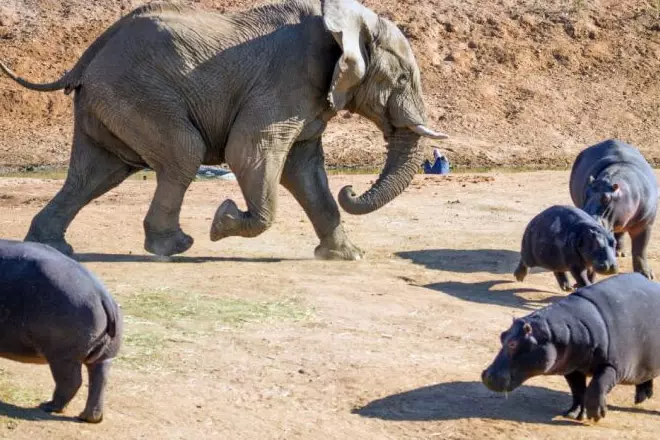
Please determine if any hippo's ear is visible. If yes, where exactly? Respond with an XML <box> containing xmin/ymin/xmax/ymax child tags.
<box><xmin>522</xmin><ymin>322</ymin><xmax>533</xmax><ymax>336</ymax></box>
<box><xmin>612</xmin><ymin>183</ymin><xmax>620</xmax><ymax>192</ymax></box>
<box><xmin>588</xmin><ymin>175</ymin><xmax>595</xmax><ymax>185</ymax></box>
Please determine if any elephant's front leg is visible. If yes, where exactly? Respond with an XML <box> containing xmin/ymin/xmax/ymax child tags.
<box><xmin>210</xmin><ymin>119</ymin><xmax>298</xmax><ymax>241</ymax></box>
<box><xmin>280</xmin><ymin>138</ymin><xmax>363</xmax><ymax>261</ymax></box>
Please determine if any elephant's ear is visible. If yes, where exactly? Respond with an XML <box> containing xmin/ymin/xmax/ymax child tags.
<box><xmin>322</xmin><ymin>0</ymin><xmax>378</xmax><ymax>111</ymax></box>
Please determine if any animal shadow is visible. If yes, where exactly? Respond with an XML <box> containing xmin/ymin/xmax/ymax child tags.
<box><xmin>75</xmin><ymin>253</ymin><xmax>299</xmax><ymax>264</ymax></box>
<box><xmin>396</xmin><ymin>249</ymin><xmax>520</xmax><ymax>275</ymax></box>
<box><xmin>352</xmin><ymin>381</ymin><xmax>578</xmax><ymax>425</ymax></box>
<box><xmin>0</xmin><ymin>401</ymin><xmax>80</xmax><ymax>423</ymax></box>
<box><xmin>423</xmin><ymin>280</ymin><xmax>564</xmax><ymax>310</ymax></box>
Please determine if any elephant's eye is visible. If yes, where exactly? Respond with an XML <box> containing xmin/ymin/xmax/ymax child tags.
<box><xmin>397</xmin><ymin>73</ymin><xmax>408</xmax><ymax>85</ymax></box>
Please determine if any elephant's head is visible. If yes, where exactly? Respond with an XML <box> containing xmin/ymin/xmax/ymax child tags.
<box><xmin>323</xmin><ymin>0</ymin><xmax>448</xmax><ymax>215</ymax></box>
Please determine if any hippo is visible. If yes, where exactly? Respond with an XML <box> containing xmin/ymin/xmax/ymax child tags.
<box><xmin>0</xmin><ymin>239</ymin><xmax>122</xmax><ymax>423</ymax></box>
<box><xmin>482</xmin><ymin>273</ymin><xmax>660</xmax><ymax>422</ymax></box>
<box><xmin>569</xmin><ymin>139</ymin><xmax>658</xmax><ymax>279</ymax></box>
<box><xmin>514</xmin><ymin>205</ymin><xmax>618</xmax><ymax>291</ymax></box>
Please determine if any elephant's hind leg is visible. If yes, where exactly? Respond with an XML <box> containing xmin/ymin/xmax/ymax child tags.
<box><xmin>25</xmin><ymin>128</ymin><xmax>138</xmax><ymax>255</ymax></box>
<box><xmin>281</xmin><ymin>138</ymin><xmax>363</xmax><ymax>260</ymax></box>
<box><xmin>142</xmin><ymin>129</ymin><xmax>205</xmax><ymax>257</ymax></box>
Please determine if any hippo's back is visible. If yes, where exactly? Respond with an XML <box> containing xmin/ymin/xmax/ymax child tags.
<box><xmin>520</xmin><ymin>205</ymin><xmax>595</xmax><ymax>267</ymax></box>
<box><xmin>0</xmin><ymin>240</ymin><xmax>108</xmax><ymax>333</ymax></box>
<box><xmin>574</xmin><ymin>273</ymin><xmax>660</xmax><ymax>382</ymax></box>
<box><xmin>570</xmin><ymin>139</ymin><xmax>655</xmax><ymax>207</ymax></box>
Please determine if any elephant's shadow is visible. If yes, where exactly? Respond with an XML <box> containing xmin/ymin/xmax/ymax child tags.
<box><xmin>74</xmin><ymin>253</ymin><xmax>302</xmax><ymax>264</ymax></box>
<box><xmin>0</xmin><ymin>401</ymin><xmax>80</xmax><ymax>423</ymax></box>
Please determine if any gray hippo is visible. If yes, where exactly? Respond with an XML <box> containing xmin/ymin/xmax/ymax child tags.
<box><xmin>569</xmin><ymin>139</ymin><xmax>658</xmax><ymax>279</ymax></box>
<box><xmin>482</xmin><ymin>273</ymin><xmax>660</xmax><ymax>422</ymax></box>
<box><xmin>0</xmin><ymin>240</ymin><xmax>122</xmax><ymax>423</ymax></box>
<box><xmin>514</xmin><ymin>205</ymin><xmax>618</xmax><ymax>291</ymax></box>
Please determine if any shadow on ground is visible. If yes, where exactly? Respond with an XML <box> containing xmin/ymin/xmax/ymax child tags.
<box><xmin>353</xmin><ymin>381</ymin><xmax>578</xmax><ymax>425</ymax></box>
<box><xmin>424</xmin><ymin>280</ymin><xmax>564</xmax><ymax>310</ymax></box>
<box><xmin>0</xmin><ymin>401</ymin><xmax>79</xmax><ymax>423</ymax></box>
<box><xmin>75</xmin><ymin>253</ymin><xmax>303</xmax><ymax>264</ymax></box>
<box><xmin>396</xmin><ymin>249</ymin><xmax>520</xmax><ymax>274</ymax></box>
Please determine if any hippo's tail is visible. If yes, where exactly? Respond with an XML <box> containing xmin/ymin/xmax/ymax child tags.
<box><xmin>100</xmin><ymin>290</ymin><xmax>119</xmax><ymax>338</ymax></box>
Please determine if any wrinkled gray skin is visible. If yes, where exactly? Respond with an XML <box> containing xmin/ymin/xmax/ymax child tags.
<box><xmin>482</xmin><ymin>273</ymin><xmax>660</xmax><ymax>422</ymax></box>
<box><xmin>0</xmin><ymin>239</ymin><xmax>122</xmax><ymax>423</ymax></box>
<box><xmin>514</xmin><ymin>205</ymin><xmax>618</xmax><ymax>291</ymax></box>
<box><xmin>570</xmin><ymin>139</ymin><xmax>658</xmax><ymax>279</ymax></box>
<box><xmin>0</xmin><ymin>0</ymin><xmax>447</xmax><ymax>260</ymax></box>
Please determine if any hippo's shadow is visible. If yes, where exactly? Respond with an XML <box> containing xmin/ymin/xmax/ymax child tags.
<box><xmin>423</xmin><ymin>280</ymin><xmax>564</xmax><ymax>310</ymax></box>
<box><xmin>396</xmin><ymin>249</ymin><xmax>520</xmax><ymax>274</ymax></box>
<box><xmin>353</xmin><ymin>381</ymin><xmax>579</xmax><ymax>425</ymax></box>
<box><xmin>0</xmin><ymin>401</ymin><xmax>80</xmax><ymax>423</ymax></box>
<box><xmin>74</xmin><ymin>253</ymin><xmax>303</xmax><ymax>264</ymax></box>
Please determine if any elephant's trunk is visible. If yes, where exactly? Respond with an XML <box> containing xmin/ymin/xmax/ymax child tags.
<box><xmin>338</xmin><ymin>129</ymin><xmax>424</xmax><ymax>215</ymax></box>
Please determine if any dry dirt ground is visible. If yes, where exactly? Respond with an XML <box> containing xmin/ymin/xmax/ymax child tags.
<box><xmin>0</xmin><ymin>171</ymin><xmax>659</xmax><ymax>439</ymax></box>
<box><xmin>1</xmin><ymin>0</ymin><xmax>659</xmax><ymax>169</ymax></box>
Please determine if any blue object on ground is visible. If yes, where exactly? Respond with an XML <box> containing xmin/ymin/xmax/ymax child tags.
<box><xmin>196</xmin><ymin>165</ymin><xmax>236</xmax><ymax>180</ymax></box>
<box><xmin>422</xmin><ymin>149</ymin><xmax>450</xmax><ymax>175</ymax></box>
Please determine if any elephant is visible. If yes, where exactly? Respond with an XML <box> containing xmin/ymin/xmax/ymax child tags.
<box><xmin>0</xmin><ymin>0</ymin><xmax>447</xmax><ymax>260</ymax></box>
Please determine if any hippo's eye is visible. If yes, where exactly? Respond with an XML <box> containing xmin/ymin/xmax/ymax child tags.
<box><xmin>507</xmin><ymin>340</ymin><xmax>518</xmax><ymax>351</ymax></box>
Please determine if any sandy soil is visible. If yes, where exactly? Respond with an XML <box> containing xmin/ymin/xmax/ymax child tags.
<box><xmin>0</xmin><ymin>171</ymin><xmax>658</xmax><ymax>439</ymax></box>
<box><xmin>1</xmin><ymin>0</ymin><xmax>659</xmax><ymax>170</ymax></box>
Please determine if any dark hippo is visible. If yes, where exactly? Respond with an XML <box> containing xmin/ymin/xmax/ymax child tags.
<box><xmin>0</xmin><ymin>240</ymin><xmax>122</xmax><ymax>423</ymax></box>
<box><xmin>482</xmin><ymin>273</ymin><xmax>660</xmax><ymax>422</ymax></box>
<box><xmin>514</xmin><ymin>205</ymin><xmax>618</xmax><ymax>291</ymax></box>
<box><xmin>570</xmin><ymin>139</ymin><xmax>658</xmax><ymax>279</ymax></box>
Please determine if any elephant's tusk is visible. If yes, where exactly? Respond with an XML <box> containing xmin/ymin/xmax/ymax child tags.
<box><xmin>408</xmin><ymin>125</ymin><xmax>449</xmax><ymax>140</ymax></box>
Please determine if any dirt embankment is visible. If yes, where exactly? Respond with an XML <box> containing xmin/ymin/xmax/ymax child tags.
<box><xmin>1</xmin><ymin>0</ymin><xmax>659</xmax><ymax>170</ymax></box>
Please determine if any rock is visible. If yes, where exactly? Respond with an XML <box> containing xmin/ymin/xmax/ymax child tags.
<box><xmin>0</xmin><ymin>7</ymin><xmax>17</xmax><ymax>27</ymax></box>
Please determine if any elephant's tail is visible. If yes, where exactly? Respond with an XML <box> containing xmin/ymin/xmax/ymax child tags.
<box><xmin>0</xmin><ymin>3</ymin><xmax>179</xmax><ymax>95</ymax></box>
<box><xmin>0</xmin><ymin>61</ymin><xmax>79</xmax><ymax>94</ymax></box>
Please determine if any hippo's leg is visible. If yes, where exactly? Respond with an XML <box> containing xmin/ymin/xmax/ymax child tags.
<box><xmin>635</xmin><ymin>380</ymin><xmax>653</xmax><ymax>404</ymax></box>
<box><xmin>615</xmin><ymin>232</ymin><xmax>627</xmax><ymax>257</ymax></box>
<box><xmin>78</xmin><ymin>360</ymin><xmax>111</xmax><ymax>423</ymax></box>
<box><xmin>563</xmin><ymin>371</ymin><xmax>586</xmax><ymax>420</ymax></box>
<box><xmin>554</xmin><ymin>272</ymin><xmax>572</xmax><ymax>292</ymax></box>
<box><xmin>39</xmin><ymin>360</ymin><xmax>83</xmax><ymax>413</ymax></box>
<box><xmin>569</xmin><ymin>266</ymin><xmax>591</xmax><ymax>288</ymax></box>
<box><xmin>585</xmin><ymin>365</ymin><xmax>617</xmax><ymax>422</ymax></box>
<box><xmin>631</xmin><ymin>226</ymin><xmax>654</xmax><ymax>280</ymax></box>
<box><xmin>513</xmin><ymin>260</ymin><xmax>528</xmax><ymax>282</ymax></box>
<box><xmin>587</xmin><ymin>268</ymin><xmax>596</xmax><ymax>284</ymax></box>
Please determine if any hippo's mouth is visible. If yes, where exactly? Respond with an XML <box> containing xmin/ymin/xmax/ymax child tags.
<box><xmin>481</xmin><ymin>370</ymin><xmax>522</xmax><ymax>393</ymax></box>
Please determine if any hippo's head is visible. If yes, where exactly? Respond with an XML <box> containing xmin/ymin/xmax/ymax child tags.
<box><xmin>577</xmin><ymin>226</ymin><xmax>618</xmax><ymax>275</ymax></box>
<box><xmin>481</xmin><ymin>319</ymin><xmax>556</xmax><ymax>393</ymax></box>
<box><xmin>583</xmin><ymin>176</ymin><xmax>622</xmax><ymax>230</ymax></box>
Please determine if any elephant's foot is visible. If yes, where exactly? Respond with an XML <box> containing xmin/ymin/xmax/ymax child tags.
<box><xmin>315</xmin><ymin>238</ymin><xmax>364</xmax><ymax>261</ymax></box>
<box><xmin>144</xmin><ymin>228</ymin><xmax>193</xmax><ymax>256</ymax></box>
<box><xmin>77</xmin><ymin>409</ymin><xmax>103</xmax><ymax>424</ymax></box>
<box><xmin>38</xmin><ymin>400</ymin><xmax>66</xmax><ymax>414</ymax></box>
<box><xmin>24</xmin><ymin>234</ymin><xmax>74</xmax><ymax>256</ymax></box>
<box><xmin>210</xmin><ymin>199</ymin><xmax>270</xmax><ymax>241</ymax></box>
